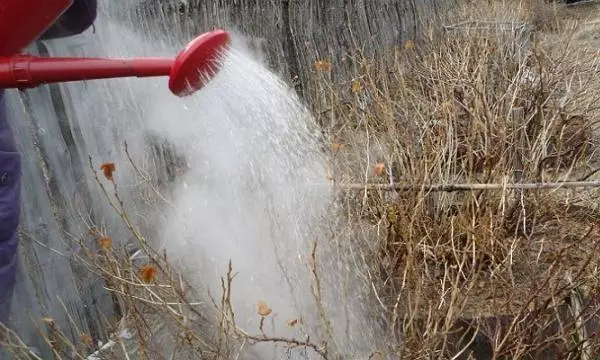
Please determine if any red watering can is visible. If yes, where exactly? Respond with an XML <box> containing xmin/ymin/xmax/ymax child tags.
<box><xmin>0</xmin><ymin>0</ymin><xmax>230</xmax><ymax>97</ymax></box>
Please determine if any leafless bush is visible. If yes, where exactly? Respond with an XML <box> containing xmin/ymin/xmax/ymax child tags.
<box><xmin>313</xmin><ymin>0</ymin><xmax>600</xmax><ymax>358</ymax></box>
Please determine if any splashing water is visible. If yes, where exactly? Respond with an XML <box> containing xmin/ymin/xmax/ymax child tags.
<box><xmin>144</xmin><ymin>38</ymin><xmax>383</xmax><ymax>359</ymax></box>
<box><xmin>8</xmin><ymin>6</ymin><xmax>386</xmax><ymax>359</ymax></box>
<box><xmin>153</xmin><ymin>45</ymin><xmax>335</xmax><ymax>357</ymax></box>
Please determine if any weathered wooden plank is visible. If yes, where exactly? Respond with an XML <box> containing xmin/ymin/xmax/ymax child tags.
<box><xmin>113</xmin><ymin>0</ymin><xmax>453</xmax><ymax>100</ymax></box>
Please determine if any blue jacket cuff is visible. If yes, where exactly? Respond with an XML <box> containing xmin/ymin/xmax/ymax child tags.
<box><xmin>40</xmin><ymin>0</ymin><xmax>97</xmax><ymax>40</ymax></box>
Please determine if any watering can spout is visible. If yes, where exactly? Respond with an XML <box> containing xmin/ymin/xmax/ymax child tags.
<box><xmin>0</xmin><ymin>30</ymin><xmax>231</xmax><ymax>97</ymax></box>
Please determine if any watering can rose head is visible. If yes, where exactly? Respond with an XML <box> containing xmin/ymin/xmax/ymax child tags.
<box><xmin>169</xmin><ymin>30</ymin><xmax>231</xmax><ymax>96</ymax></box>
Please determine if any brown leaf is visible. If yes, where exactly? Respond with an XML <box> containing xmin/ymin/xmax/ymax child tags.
<box><xmin>314</xmin><ymin>60</ymin><xmax>332</xmax><ymax>72</ymax></box>
<box><xmin>351</xmin><ymin>80</ymin><xmax>362</xmax><ymax>93</ymax></box>
<box><xmin>139</xmin><ymin>264</ymin><xmax>157</xmax><ymax>283</ymax></box>
<box><xmin>100</xmin><ymin>162</ymin><xmax>116</xmax><ymax>180</ymax></box>
<box><xmin>80</xmin><ymin>333</ymin><xmax>93</xmax><ymax>347</ymax></box>
<box><xmin>374</xmin><ymin>162</ymin><xmax>386</xmax><ymax>176</ymax></box>
<box><xmin>257</xmin><ymin>300</ymin><xmax>272</xmax><ymax>317</ymax></box>
<box><xmin>98</xmin><ymin>236</ymin><xmax>112</xmax><ymax>251</ymax></box>
<box><xmin>287</xmin><ymin>318</ymin><xmax>298</xmax><ymax>327</ymax></box>
<box><xmin>329</xmin><ymin>141</ymin><xmax>344</xmax><ymax>153</ymax></box>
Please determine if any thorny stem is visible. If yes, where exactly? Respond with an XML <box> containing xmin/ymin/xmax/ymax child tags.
<box><xmin>310</xmin><ymin>241</ymin><xmax>333</xmax><ymax>357</ymax></box>
<box><xmin>243</xmin><ymin>334</ymin><xmax>329</xmax><ymax>360</ymax></box>
<box><xmin>123</xmin><ymin>141</ymin><xmax>177</xmax><ymax>210</ymax></box>
<box><xmin>494</xmin><ymin>233</ymin><xmax>599</xmax><ymax>356</ymax></box>
<box><xmin>88</xmin><ymin>155</ymin><xmax>147</xmax><ymax>248</ymax></box>
<box><xmin>214</xmin><ymin>259</ymin><xmax>331</xmax><ymax>359</ymax></box>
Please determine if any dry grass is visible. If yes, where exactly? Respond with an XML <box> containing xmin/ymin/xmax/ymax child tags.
<box><xmin>5</xmin><ymin>0</ymin><xmax>600</xmax><ymax>359</ymax></box>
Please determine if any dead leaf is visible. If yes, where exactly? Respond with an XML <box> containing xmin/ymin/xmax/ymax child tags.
<box><xmin>403</xmin><ymin>40</ymin><xmax>415</xmax><ymax>50</ymax></box>
<box><xmin>351</xmin><ymin>80</ymin><xmax>362</xmax><ymax>93</ymax></box>
<box><xmin>287</xmin><ymin>318</ymin><xmax>298</xmax><ymax>327</ymax></box>
<box><xmin>80</xmin><ymin>333</ymin><xmax>93</xmax><ymax>347</ymax></box>
<box><xmin>257</xmin><ymin>300</ymin><xmax>272</xmax><ymax>317</ymax></box>
<box><xmin>139</xmin><ymin>264</ymin><xmax>157</xmax><ymax>283</ymax></box>
<box><xmin>98</xmin><ymin>236</ymin><xmax>112</xmax><ymax>251</ymax></box>
<box><xmin>314</xmin><ymin>60</ymin><xmax>332</xmax><ymax>72</ymax></box>
<box><xmin>374</xmin><ymin>162</ymin><xmax>386</xmax><ymax>176</ymax></box>
<box><xmin>329</xmin><ymin>141</ymin><xmax>344</xmax><ymax>153</ymax></box>
<box><xmin>100</xmin><ymin>162</ymin><xmax>116</xmax><ymax>181</ymax></box>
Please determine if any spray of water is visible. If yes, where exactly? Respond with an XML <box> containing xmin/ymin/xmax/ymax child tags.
<box><xmin>38</xmin><ymin>8</ymin><xmax>386</xmax><ymax>358</ymax></box>
<box><xmin>152</xmin><ymin>44</ymin><xmax>330</xmax><ymax>352</ymax></box>
<box><xmin>146</xmin><ymin>39</ymin><xmax>383</xmax><ymax>358</ymax></box>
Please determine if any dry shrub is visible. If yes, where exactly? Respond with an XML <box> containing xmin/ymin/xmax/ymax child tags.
<box><xmin>315</xmin><ymin>0</ymin><xmax>600</xmax><ymax>358</ymax></box>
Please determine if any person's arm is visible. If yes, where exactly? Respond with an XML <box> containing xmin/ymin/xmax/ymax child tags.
<box><xmin>0</xmin><ymin>0</ymin><xmax>98</xmax><ymax>325</ymax></box>
<box><xmin>0</xmin><ymin>90</ymin><xmax>20</xmax><ymax>324</ymax></box>
<box><xmin>40</xmin><ymin>0</ymin><xmax>97</xmax><ymax>40</ymax></box>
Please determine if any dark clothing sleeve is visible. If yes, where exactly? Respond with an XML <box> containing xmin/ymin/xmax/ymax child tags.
<box><xmin>0</xmin><ymin>91</ymin><xmax>20</xmax><ymax>324</ymax></box>
<box><xmin>40</xmin><ymin>0</ymin><xmax>97</xmax><ymax>40</ymax></box>
<box><xmin>0</xmin><ymin>0</ymin><xmax>97</xmax><ymax>325</ymax></box>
